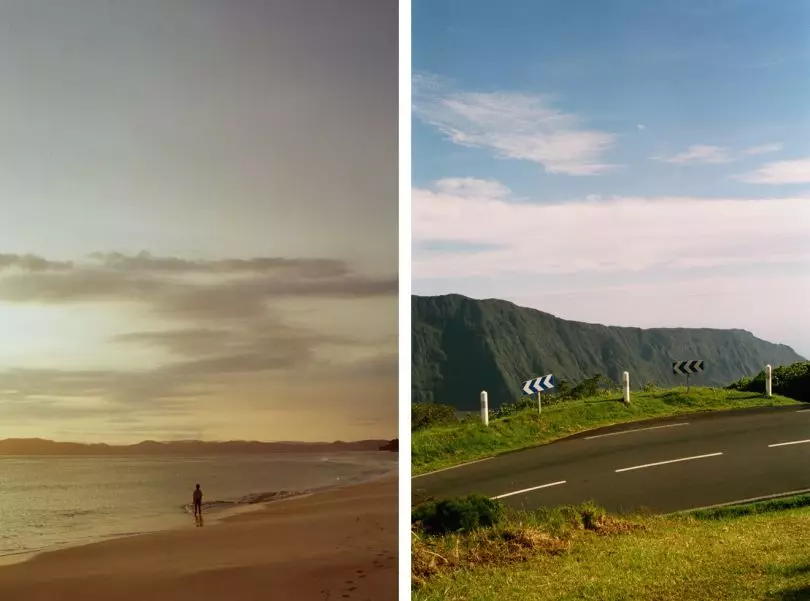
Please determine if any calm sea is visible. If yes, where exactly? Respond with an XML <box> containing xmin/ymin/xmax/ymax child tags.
<box><xmin>0</xmin><ymin>452</ymin><xmax>396</xmax><ymax>560</ymax></box>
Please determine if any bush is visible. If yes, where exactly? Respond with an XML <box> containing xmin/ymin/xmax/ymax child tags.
<box><xmin>642</xmin><ymin>381</ymin><xmax>659</xmax><ymax>393</ymax></box>
<box><xmin>412</xmin><ymin>402</ymin><xmax>458</xmax><ymax>431</ymax></box>
<box><xmin>495</xmin><ymin>396</ymin><xmax>538</xmax><ymax>418</ymax></box>
<box><xmin>569</xmin><ymin>373</ymin><xmax>617</xmax><ymax>400</ymax></box>
<box><xmin>726</xmin><ymin>376</ymin><xmax>752</xmax><ymax>391</ymax></box>
<box><xmin>412</xmin><ymin>494</ymin><xmax>505</xmax><ymax>535</ymax></box>
<box><xmin>726</xmin><ymin>361</ymin><xmax>810</xmax><ymax>401</ymax></box>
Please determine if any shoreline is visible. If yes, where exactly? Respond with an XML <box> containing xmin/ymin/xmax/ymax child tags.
<box><xmin>0</xmin><ymin>471</ymin><xmax>398</xmax><ymax>600</ymax></box>
<box><xmin>0</xmin><ymin>462</ymin><xmax>399</xmax><ymax>568</ymax></box>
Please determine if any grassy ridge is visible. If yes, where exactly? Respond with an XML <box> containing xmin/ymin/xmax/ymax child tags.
<box><xmin>412</xmin><ymin>293</ymin><xmax>804</xmax><ymax>410</ymax></box>
<box><xmin>412</xmin><ymin>387</ymin><xmax>802</xmax><ymax>475</ymax></box>
<box><xmin>413</xmin><ymin>495</ymin><xmax>810</xmax><ymax>601</ymax></box>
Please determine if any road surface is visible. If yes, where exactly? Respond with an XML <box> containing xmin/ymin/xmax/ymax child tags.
<box><xmin>412</xmin><ymin>405</ymin><xmax>810</xmax><ymax>513</ymax></box>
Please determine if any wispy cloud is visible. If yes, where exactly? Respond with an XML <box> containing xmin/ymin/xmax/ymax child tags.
<box><xmin>0</xmin><ymin>252</ymin><xmax>397</xmax><ymax>319</ymax></box>
<box><xmin>433</xmin><ymin>177</ymin><xmax>512</xmax><ymax>199</ymax></box>
<box><xmin>654</xmin><ymin>145</ymin><xmax>732</xmax><ymax>164</ymax></box>
<box><xmin>412</xmin><ymin>73</ymin><xmax>619</xmax><ymax>176</ymax></box>
<box><xmin>734</xmin><ymin>156</ymin><xmax>810</xmax><ymax>184</ymax></box>
<box><xmin>0</xmin><ymin>252</ymin><xmax>397</xmax><ymax>419</ymax></box>
<box><xmin>412</xmin><ymin>178</ymin><xmax>810</xmax><ymax>278</ymax></box>
<box><xmin>0</xmin><ymin>254</ymin><xmax>74</xmax><ymax>272</ymax></box>
<box><xmin>743</xmin><ymin>143</ymin><xmax>782</xmax><ymax>155</ymax></box>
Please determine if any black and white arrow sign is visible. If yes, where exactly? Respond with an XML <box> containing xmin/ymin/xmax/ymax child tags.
<box><xmin>672</xmin><ymin>360</ymin><xmax>704</xmax><ymax>375</ymax></box>
<box><xmin>521</xmin><ymin>374</ymin><xmax>555</xmax><ymax>395</ymax></box>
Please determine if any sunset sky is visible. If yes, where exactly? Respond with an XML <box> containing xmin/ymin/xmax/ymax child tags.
<box><xmin>0</xmin><ymin>0</ymin><xmax>398</xmax><ymax>443</ymax></box>
<box><xmin>412</xmin><ymin>0</ymin><xmax>810</xmax><ymax>358</ymax></box>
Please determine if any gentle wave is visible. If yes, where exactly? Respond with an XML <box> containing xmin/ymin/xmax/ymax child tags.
<box><xmin>180</xmin><ymin>489</ymin><xmax>311</xmax><ymax>514</ymax></box>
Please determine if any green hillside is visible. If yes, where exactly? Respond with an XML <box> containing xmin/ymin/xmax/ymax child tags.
<box><xmin>412</xmin><ymin>294</ymin><xmax>804</xmax><ymax>410</ymax></box>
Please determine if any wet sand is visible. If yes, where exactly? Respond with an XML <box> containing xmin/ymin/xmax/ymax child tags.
<box><xmin>0</xmin><ymin>474</ymin><xmax>398</xmax><ymax>601</ymax></box>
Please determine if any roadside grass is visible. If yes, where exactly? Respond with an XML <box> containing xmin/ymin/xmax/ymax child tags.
<box><xmin>412</xmin><ymin>494</ymin><xmax>810</xmax><ymax>601</ymax></box>
<box><xmin>412</xmin><ymin>387</ymin><xmax>802</xmax><ymax>475</ymax></box>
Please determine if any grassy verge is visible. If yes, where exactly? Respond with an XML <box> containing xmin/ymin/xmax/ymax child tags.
<box><xmin>412</xmin><ymin>495</ymin><xmax>810</xmax><ymax>601</ymax></box>
<box><xmin>413</xmin><ymin>387</ymin><xmax>802</xmax><ymax>475</ymax></box>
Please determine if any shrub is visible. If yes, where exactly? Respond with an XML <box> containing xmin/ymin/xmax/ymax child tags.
<box><xmin>726</xmin><ymin>361</ymin><xmax>810</xmax><ymax>401</ymax></box>
<box><xmin>641</xmin><ymin>381</ymin><xmax>659</xmax><ymax>393</ymax></box>
<box><xmin>412</xmin><ymin>402</ymin><xmax>458</xmax><ymax>431</ymax></box>
<box><xmin>569</xmin><ymin>373</ymin><xmax>616</xmax><ymax>400</ymax></box>
<box><xmin>495</xmin><ymin>396</ymin><xmax>537</xmax><ymax>418</ymax></box>
<box><xmin>412</xmin><ymin>494</ymin><xmax>505</xmax><ymax>535</ymax></box>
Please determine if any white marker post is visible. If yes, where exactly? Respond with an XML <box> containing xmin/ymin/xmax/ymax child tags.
<box><xmin>622</xmin><ymin>371</ymin><xmax>631</xmax><ymax>405</ymax></box>
<box><xmin>480</xmin><ymin>390</ymin><xmax>489</xmax><ymax>426</ymax></box>
<box><xmin>766</xmin><ymin>364</ymin><xmax>772</xmax><ymax>398</ymax></box>
<box><xmin>538</xmin><ymin>392</ymin><xmax>542</xmax><ymax>415</ymax></box>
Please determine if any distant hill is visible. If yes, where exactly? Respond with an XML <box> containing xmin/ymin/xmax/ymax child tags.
<box><xmin>413</xmin><ymin>294</ymin><xmax>805</xmax><ymax>410</ymax></box>
<box><xmin>379</xmin><ymin>439</ymin><xmax>399</xmax><ymax>452</ymax></box>
<box><xmin>0</xmin><ymin>438</ymin><xmax>395</xmax><ymax>456</ymax></box>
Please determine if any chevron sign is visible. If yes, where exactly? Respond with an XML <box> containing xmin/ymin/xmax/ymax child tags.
<box><xmin>672</xmin><ymin>360</ymin><xmax>704</xmax><ymax>375</ymax></box>
<box><xmin>522</xmin><ymin>374</ymin><xmax>555</xmax><ymax>395</ymax></box>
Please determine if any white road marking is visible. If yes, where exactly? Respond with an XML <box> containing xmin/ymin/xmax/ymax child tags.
<box><xmin>584</xmin><ymin>422</ymin><xmax>689</xmax><ymax>440</ymax></box>
<box><xmin>796</xmin><ymin>409</ymin><xmax>810</xmax><ymax>413</ymax></box>
<box><xmin>768</xmin><ymin>439</ymin><xmax>810</xmax><ymax>448</ymax></box>
<box><xmin>666</xmin><ymin>488</ymin><xmax>810</xmax><ymax>515</ymax></box>
<box><xmin>412</xmin><ymin>457</ymin><xmax>494</xmax><ymax>479</ymax></box>
<box><xmin>492</xmin><ymin>480</ymin><xmax>567</xmax><ymax>500</ymax></box>
<box><xmin>615</xmin><ymin>452</ymin><xmax>723</xmax><ymax>473</ymax></box>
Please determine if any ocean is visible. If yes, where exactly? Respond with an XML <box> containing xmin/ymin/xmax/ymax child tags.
<box><xmin>0</xmin><ymin>452</ymin><xmax>396</xmax><ymax>561</ymax></box>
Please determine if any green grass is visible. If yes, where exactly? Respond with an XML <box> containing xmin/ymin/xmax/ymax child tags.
<box><xmin>413</xmin><ymin>387</ymin><xmax>803</xmax><ymax>475</ymax></box>
<box><xmin>413</xmin><ymin>495</ymin><xmax>810</xmax><ymax>601</ymax></box>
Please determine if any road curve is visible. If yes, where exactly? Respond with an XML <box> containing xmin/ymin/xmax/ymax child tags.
<box><xmin>412</xmin><ymin>405</ymin><xmax>810</xmax><ymax>514</ymax></box>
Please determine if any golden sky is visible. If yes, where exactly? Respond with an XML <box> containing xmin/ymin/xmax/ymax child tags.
<box><xmin>0</xmin><ymin>0</ymin><xmax>398</xmax><ymax>443</ymax></box>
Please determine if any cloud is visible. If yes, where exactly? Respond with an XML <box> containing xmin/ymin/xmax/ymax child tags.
<box><xmin>88</xmin><ymin>252</ymin><xmax>350</xmax><ymax>278</ymax></box>
<box><xmin>654</xmin><ymin>145</ymin><xmax>732</xmax><ymax>164</ymax></box>
<box><xmin>0</xmin><ymin>254</ymin><xmax>74</xmax><ymax>272</ymax></box>
<box><xmin>0</xmin><ymin>251</ymin><xmax>398</xmax><ymax>433</ymax></box>
<box><xmin>412</xmin><ymin>73</ymin><xmax>619</xmax><ymax>176</ymax></box>
<box><xmin>636</xmin><ymin>124</ymin><xmax>647</xmax><ymax>131</ymax></box>
<box><xmin>433</xmin><ymin>177</ymin><xmax>512</xmax><ymax>199</ymax></box>
<box><xmin>734</xmin><ymin>157</ymin><xmax>810</xmax><ymax>184</ymax></box>
<box><xmin>0</xmin><ymin>314</ymin><xmax>392</xmax><ymax>416</ymax></box>
<box><xmin>0</xmin><ymin>253</ymin><xmax>397</xmax><ymax>319</ymax></box>
<box><xmin>412</xmin><ymin>179</ymin><xmax>810</xmax><ymax>279</ymax></box>
<box><xmin>743</xmin><ymin>143</ymin><xmax>782</xmax><ymax>155</ymax></box>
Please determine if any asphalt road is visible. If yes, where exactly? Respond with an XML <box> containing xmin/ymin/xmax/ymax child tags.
<box><xmin>412</xmin><ymin>405</ymin><xmax>810</xmax><ymax>514</ymax></box>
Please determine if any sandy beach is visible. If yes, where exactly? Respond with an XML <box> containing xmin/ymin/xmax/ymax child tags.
<box><xmin>0</xmin><ymin>474</ymin><xmax>397</xmax><ymax>601</ymax></box>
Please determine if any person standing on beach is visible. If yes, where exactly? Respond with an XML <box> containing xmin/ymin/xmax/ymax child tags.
<box><xmin>193</xmin><ymin>484</ymin><xmax>203</xmax><ymax>521</ymax></box>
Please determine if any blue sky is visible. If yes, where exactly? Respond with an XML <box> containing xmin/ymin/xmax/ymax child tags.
<box><xmin>412</xmin><ymin>0</ymin><xmax>810</xmax><ymax>357</ymax></box>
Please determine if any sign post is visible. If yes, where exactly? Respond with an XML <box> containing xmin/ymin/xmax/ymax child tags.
<box><xmin>521</xmin><ymin>374</ymin><xmax>555</xmax><ymax>415</ymax></box>
<box><xmin>480</xmin><ymin>390</ymin><xmax>489</xmax><ymax>426</ymax></box>
<box><xmin>672</xmin><ymin>360</ymin><xmax>705</xmax><ymax>393</ymax></box>
<box><xmin>766</xmin><ymin>365</ymin><xmax>772</xmax><ymax>398</ymax></box>
<box><xmin>622</xmin><ymin>371</ymin><xmax>631</xmax><ymax>405</ymax></box>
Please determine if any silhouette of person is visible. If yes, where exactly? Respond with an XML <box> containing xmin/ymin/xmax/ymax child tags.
<box><xmin>193</xmin><ymin>484</ymin><xmax>203</xmax><ymax>523</ymax></box>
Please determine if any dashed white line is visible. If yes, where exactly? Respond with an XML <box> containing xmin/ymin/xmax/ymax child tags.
<box><xmin>584</xmin><ymin>422</ymin><xmax>690</xmax><ymax>440</ymax></box>
<box><xmin>492</xmin><ymin>480</ymin><xmax>567</xmax><ymax>500</ymax></box>
<box><xmin>615</xmin><ymin>452</ymin><xmax>724</xmax><ymax>473</ymax></box>
<box><xmin>796</xmin><ymin>409</ymin><xmax>810</xmax><ymax>413</ymax></box>
<box><xmin>768</xmin><ymin>439</ymin><xmax>810</xmax><ymax>448</ymax></box>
